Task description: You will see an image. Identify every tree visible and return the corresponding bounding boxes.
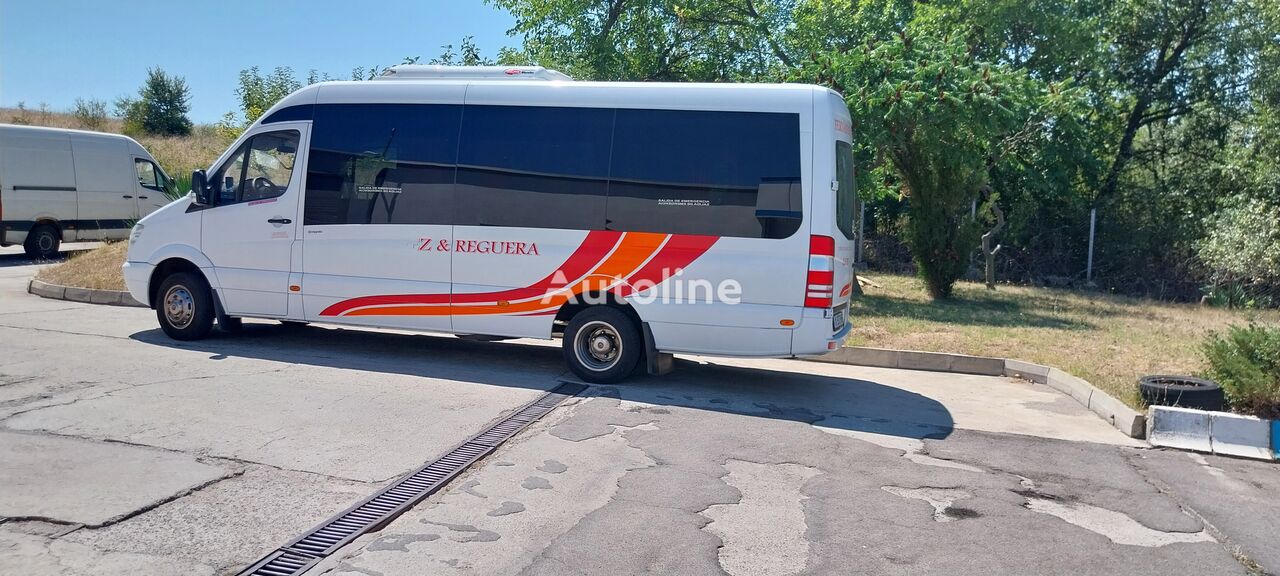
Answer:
[116,68,192,136]
[1095,0,1258,206]
[488,0,794,81]
[72,98,108,131]
[235,66,302,126]
[430,36,494,66]
[804,25,1075,297]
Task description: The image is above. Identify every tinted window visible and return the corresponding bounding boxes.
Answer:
[304,103,462,226]
[836,141,857,240]
[455,105,612,229]
[607,109,802,239]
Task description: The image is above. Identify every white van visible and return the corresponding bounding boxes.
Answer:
[0,124,174,258]
[123,66,858,382]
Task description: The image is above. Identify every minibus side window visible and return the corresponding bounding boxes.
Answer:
[304,103,461,226]
[835,141,857,240]
[455,105,611,230]
[607,109,802,239]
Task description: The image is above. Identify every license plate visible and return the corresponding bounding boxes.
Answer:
[832,304,846,332]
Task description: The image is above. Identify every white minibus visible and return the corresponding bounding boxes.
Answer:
[123,66,857,382]
[1,124,174,257]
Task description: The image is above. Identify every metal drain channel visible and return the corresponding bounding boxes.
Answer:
[238,382,587,576]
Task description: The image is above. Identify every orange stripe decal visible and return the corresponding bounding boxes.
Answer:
[340,232,673,317]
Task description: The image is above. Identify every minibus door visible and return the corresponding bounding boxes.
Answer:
[199,127,307,317]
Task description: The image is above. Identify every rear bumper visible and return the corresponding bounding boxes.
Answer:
[790,306,852,356]
[122,261,154,308]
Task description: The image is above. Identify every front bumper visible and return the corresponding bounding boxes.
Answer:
[122,261,155,308]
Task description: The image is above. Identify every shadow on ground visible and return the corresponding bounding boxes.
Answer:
[131,322,953,441]
[0,247,95,268]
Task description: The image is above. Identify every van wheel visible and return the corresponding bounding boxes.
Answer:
[563,307,641,383]
[156,272,215,340]
[23,225,60,259]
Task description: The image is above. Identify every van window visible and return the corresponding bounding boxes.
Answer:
[210,130,300,205]
[135,159,160,190]
[607,109,802,239]
[455,105,612,230]
[835,141,856,240]
[304,104,462,226]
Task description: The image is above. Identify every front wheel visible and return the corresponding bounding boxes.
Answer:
[562,307,642,383]
[155,272,215,341]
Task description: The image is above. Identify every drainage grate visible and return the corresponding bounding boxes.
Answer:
[237,382,587,576]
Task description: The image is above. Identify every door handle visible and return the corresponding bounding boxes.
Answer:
[267,218,292,225]
[122,195,134,199]
[138,195,148,200]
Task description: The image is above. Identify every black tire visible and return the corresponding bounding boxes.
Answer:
[155,272,215,341]
[1139,375,1224,411]
[219,316,244,333]
[23,224,60,259]
[562,306,642,383]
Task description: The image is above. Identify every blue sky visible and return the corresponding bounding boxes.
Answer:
[0,1,519,123]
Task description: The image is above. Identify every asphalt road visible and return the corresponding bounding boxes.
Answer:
[0,245,1274,576]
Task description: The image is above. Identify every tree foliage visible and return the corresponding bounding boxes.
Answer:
[116,68,192,136]
[799,21,1078,297]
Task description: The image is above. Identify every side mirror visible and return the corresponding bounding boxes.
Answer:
[191,170,211,206]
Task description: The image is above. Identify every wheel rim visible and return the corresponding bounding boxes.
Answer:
[163,285,196,329]
[37,232,54,253]
[574,320,622,372]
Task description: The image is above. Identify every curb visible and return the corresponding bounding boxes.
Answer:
[27,279,145,308]
[1147,406,1276,461]
[806,347,1146,439]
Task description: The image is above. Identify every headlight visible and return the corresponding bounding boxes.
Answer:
[129,224,144,245]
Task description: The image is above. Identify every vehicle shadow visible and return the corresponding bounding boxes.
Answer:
[0,246,96,268]
[129,322,954,441]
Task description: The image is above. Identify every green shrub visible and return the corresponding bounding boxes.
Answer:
[1202,324,1280,419]
[72,98,109,131]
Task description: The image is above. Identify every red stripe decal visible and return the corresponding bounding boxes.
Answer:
[319,230,623,316]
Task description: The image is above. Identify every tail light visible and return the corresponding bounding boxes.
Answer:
[805,235,835,308]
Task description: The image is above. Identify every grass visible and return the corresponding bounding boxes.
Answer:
[2,106,228,177]
[35,242,129,291]
[849,273,1280,408]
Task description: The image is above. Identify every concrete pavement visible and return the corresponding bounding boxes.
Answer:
[0,246,1273,575]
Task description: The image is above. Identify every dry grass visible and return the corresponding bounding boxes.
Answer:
[1,107,228,176]
[849,273,1280,407]
[35,242,129,291]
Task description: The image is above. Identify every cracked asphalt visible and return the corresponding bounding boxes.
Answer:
[0,246,1277,576]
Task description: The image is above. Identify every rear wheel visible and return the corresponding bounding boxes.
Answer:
[155,272,215,341]
[562,307,641,383]
[23,224,60,259]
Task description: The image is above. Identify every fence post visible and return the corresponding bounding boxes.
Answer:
[1086,207,1097,283]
